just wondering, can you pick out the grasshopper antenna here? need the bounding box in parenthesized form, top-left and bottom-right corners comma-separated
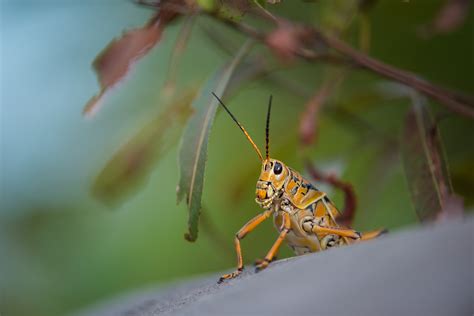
(265, 95, 272, 160)
(212, 92, 264, 162)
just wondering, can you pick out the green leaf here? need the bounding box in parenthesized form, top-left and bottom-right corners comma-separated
(92, 90, 196, 206)
(400, 93, 462, 222)
(177, 40, 253, 242)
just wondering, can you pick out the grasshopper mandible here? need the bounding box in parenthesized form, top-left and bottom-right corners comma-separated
(212, 93, 386, 283)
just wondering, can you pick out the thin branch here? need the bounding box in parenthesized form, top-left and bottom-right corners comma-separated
(312, 30, 474, 118)
(203, 24, 400, 146)
(207, 12, 474, 119)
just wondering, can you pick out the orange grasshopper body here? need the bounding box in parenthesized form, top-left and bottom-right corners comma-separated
(212, 93, 386, 283)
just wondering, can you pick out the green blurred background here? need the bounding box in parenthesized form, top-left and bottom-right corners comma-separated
(1, 1, 473, 315)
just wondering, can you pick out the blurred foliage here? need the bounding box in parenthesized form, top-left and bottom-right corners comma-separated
(92, 90, 195, 206)
(1, 1, 473, 315)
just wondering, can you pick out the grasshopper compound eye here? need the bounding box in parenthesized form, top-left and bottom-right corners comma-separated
(274, 162, 283, 174)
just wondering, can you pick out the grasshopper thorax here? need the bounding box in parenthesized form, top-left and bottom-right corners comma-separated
(255, 158, 289, 209)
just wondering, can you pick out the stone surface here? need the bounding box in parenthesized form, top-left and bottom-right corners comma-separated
(77, 217, 473, 316)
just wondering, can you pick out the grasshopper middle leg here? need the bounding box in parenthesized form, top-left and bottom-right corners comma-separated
(255, 212, 291, 271)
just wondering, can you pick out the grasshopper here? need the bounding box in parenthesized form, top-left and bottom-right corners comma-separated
(212, 93, 386, 283)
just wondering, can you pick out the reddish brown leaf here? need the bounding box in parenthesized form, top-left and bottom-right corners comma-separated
(401, 95, 463, 222)
(299, 74, 344, 146)
(418, 0, 470, 38)
(265, 23, 312, 62)
(84, 4, 181, 116)
(265, 26, 298, 62)
(299, 100, 320, 146)
(433, 0, 470, 34)
(299, 83, 331, 145)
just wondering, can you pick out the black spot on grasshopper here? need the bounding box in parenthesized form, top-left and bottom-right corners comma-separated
(304, 182, 318, 191)
(291, 185, 299, 195)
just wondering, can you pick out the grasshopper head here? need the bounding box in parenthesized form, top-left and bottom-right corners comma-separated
(255, 158, 288, 209)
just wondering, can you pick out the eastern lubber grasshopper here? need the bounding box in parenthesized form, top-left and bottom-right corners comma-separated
(212, 93, 386, 283)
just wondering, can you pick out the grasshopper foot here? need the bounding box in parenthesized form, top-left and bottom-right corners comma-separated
(254, 256, 277, 267)
(218, 267, 243, 284)
(255, 259, 270, 272)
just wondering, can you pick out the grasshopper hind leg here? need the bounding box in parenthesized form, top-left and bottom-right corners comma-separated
(360, 228, 388, 241)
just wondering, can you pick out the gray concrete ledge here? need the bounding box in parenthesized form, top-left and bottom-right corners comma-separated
(77, 217, 473, 316)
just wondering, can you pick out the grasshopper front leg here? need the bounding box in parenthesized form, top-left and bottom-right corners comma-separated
(255, 212, 291, 271)
(218, 210, 273, 283)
